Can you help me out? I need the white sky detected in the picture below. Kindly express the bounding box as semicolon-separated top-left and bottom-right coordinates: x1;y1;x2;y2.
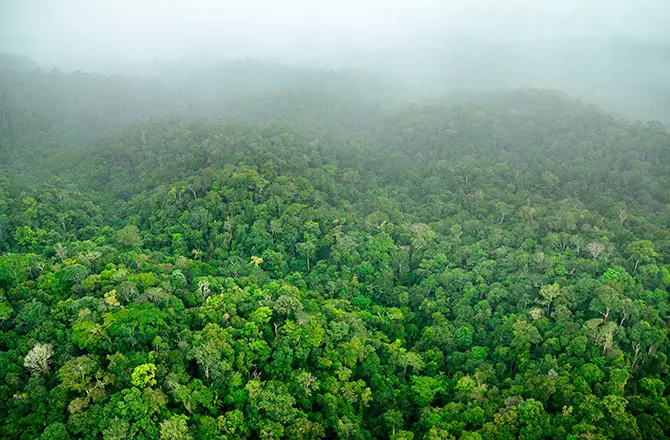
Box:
2;0;669;64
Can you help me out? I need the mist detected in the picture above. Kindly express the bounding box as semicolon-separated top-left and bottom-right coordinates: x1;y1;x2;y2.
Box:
2;0;670;122
3;0;669;63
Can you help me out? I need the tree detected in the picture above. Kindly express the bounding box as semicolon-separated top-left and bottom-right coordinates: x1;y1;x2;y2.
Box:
626;240;657;272
115;225;143;248
388;340;425;375
189;323;234;381
517;399;550;440
411;375;445;406
58;355;99;395
13;225;35;248
39;422;68;440
538;283;561;315
586;242;606;259
131;363;157;388
297;240;316;271
160;414;192;440
0;298;12;325
24;343;53;375
384;409;405;437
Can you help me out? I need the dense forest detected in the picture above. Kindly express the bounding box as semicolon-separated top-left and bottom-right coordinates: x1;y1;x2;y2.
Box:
0;56;669;440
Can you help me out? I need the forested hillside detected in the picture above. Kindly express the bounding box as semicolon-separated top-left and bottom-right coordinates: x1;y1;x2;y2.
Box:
0;59;394;178
0;61;669;440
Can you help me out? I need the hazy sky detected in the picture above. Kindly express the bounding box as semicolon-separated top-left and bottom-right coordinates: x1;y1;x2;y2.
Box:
2;0;669;65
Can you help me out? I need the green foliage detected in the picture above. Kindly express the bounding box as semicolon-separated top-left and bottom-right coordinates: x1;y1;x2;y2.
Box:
160;414;192;440
0;65;669;440
600;268;621;282
115;225;143;248
39;422;68;440
12;226;35;247
131;363;157;388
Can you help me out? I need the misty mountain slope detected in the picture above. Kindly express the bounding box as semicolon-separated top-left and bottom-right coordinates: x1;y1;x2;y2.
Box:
1;64;669;440
0;67;183;163
42;37;670;124
0;53;41;72
0;58;402;169
147;59;409;104
385;38;670;124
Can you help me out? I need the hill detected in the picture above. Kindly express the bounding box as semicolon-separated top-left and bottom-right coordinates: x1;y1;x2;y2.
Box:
0;63;668;439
